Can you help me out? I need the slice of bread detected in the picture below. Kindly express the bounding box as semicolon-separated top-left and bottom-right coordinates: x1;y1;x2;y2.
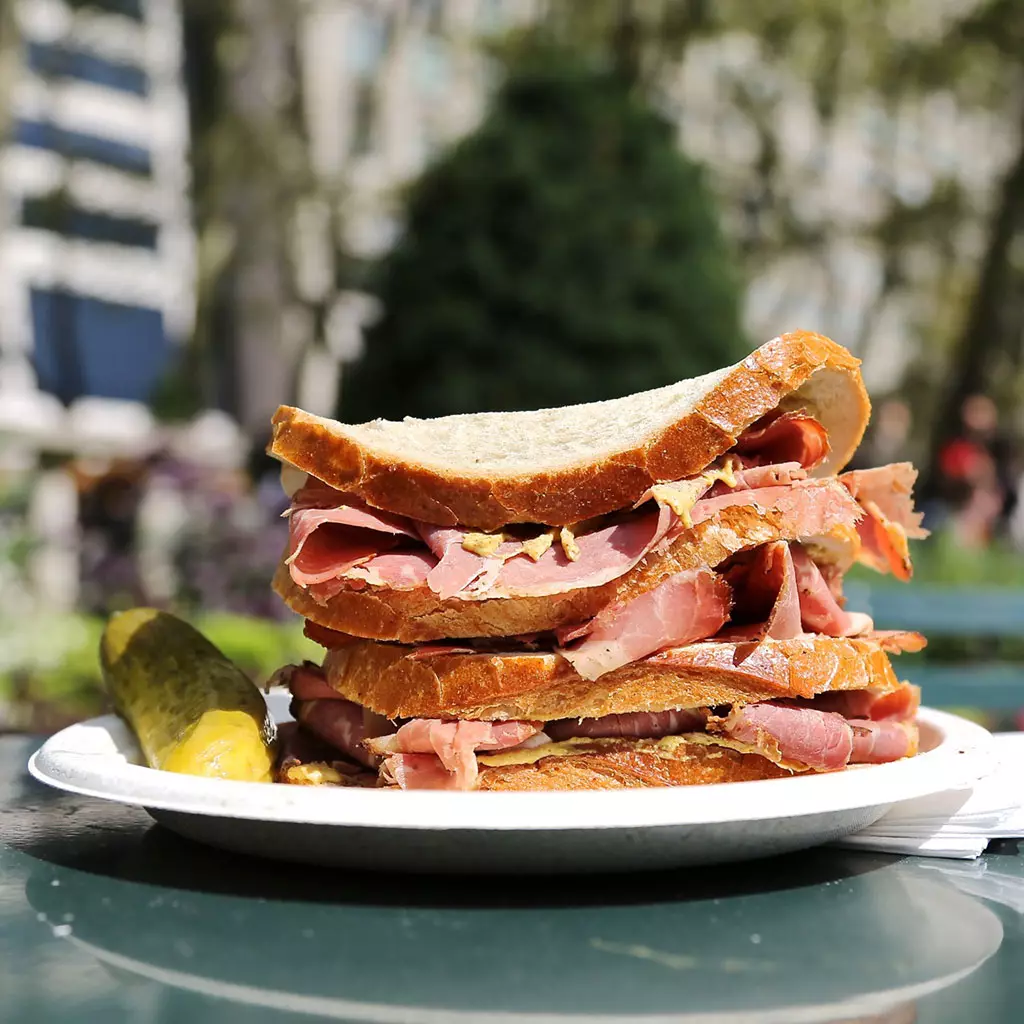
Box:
284;734;915;791
320;633;919;722
275;479;862;642
475;722;921;789
476;739;800;790
277;739;807;789
269;331;869;530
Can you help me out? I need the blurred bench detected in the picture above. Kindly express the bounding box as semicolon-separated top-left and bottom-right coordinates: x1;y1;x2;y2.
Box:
847;583;1024;709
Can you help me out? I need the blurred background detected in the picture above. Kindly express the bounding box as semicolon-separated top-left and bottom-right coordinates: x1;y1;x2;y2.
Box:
1;0;1023;734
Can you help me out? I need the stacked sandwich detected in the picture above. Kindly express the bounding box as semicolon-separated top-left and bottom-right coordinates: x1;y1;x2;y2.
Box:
269;331;927;791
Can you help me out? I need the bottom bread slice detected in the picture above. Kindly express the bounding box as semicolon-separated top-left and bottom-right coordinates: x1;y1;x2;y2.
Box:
280;726;919;791
475;735;798;790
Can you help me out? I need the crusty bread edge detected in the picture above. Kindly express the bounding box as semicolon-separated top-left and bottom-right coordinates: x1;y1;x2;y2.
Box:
284;735;917;791
479;740;801;789
476;727;919;790
320;634;907;722
268;330;870;529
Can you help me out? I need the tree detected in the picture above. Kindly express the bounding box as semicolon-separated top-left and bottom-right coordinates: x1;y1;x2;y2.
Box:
538;2;1024;476
342;47;746;421
920;0;1024;492
159;0;351;431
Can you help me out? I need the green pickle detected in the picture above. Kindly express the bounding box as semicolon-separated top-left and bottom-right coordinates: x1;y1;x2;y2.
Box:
100;608;277;781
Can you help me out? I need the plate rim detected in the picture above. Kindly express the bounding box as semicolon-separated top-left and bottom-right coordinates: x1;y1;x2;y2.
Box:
27;703;994;833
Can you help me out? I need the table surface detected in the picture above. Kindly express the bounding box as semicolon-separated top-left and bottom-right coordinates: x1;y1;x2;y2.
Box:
2;735;1022;1024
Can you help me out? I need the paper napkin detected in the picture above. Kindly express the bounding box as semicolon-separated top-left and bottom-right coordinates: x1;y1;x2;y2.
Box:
835;732;1024;860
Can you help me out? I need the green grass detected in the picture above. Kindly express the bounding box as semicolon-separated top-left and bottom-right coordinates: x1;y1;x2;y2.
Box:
0;611;321;726
850;529;1024;588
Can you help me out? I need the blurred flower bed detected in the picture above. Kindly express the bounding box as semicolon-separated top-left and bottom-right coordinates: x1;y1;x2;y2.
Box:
0;444;321;734
0;611;320;735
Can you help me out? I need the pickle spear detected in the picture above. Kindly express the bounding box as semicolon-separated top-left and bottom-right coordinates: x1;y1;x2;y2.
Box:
100;608;277;781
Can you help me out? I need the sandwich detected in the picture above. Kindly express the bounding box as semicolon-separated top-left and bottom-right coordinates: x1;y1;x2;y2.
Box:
267;330;928;790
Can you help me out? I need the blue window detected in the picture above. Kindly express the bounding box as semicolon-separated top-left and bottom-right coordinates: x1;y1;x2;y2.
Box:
27;42;149;96
22;196;158;249
31;288;168;403
14;119;151;175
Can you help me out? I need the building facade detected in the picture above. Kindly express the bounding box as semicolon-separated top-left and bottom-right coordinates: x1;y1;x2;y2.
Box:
0;0;193;413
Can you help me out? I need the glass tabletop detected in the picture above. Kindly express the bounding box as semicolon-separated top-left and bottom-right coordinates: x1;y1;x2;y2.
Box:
1;735;1020;1023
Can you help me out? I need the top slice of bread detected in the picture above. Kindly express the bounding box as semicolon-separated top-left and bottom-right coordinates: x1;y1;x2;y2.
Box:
269;330;869;530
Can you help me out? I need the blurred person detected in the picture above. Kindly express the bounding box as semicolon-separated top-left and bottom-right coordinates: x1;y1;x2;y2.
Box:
936;394;1009;547
169;439;292;621
74;459;148;614
136;450;191;606
865;397;912;468
25;457;80;614
1007;447;1024;551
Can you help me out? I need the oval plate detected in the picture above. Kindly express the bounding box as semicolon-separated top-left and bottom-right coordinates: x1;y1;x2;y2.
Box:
28;696;993;873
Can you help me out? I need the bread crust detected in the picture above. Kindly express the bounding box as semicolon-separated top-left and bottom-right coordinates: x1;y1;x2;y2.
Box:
275;480;862;641
269;331;870;530
476;741;796;790
321;633;916;721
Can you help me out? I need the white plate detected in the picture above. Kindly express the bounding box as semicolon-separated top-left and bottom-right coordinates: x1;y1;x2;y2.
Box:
29;695;993;873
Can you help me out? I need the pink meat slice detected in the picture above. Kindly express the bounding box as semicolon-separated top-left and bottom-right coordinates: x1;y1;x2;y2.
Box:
286;456;862;604
416;523;522;601
367;719;543;790
274;662;341;701
849;720;916;762
840;464;928;583
721;703;853;771
854;502;916;581
800;682;921;722
719;541;802;642
380;753;464;790
690;479;863;534
288;526;399;587
753;542;802;639
291;697;390;768
790;544;873;637
545;708;708;742
491;503;674;599
733;412;831;469
288;482;419;536
728;462;808;490
556;568;731;680
840;464;927;537
287;485;422;588
341;550;436;590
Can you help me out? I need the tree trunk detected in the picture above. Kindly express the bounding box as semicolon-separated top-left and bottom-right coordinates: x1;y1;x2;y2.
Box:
923;105;1024;496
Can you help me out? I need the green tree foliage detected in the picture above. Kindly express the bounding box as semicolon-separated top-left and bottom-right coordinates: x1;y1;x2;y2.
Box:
342;49;747;421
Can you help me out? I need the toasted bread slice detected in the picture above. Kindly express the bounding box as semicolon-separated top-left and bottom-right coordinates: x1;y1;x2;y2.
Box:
476;739;800;789
320;632;923;722
277;738;800;789
474;724;921;789
275;479;863;642
269;331;869;530
280;730;919;791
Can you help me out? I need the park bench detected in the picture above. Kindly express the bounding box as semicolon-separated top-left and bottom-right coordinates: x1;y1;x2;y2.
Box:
847;582;1024;710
